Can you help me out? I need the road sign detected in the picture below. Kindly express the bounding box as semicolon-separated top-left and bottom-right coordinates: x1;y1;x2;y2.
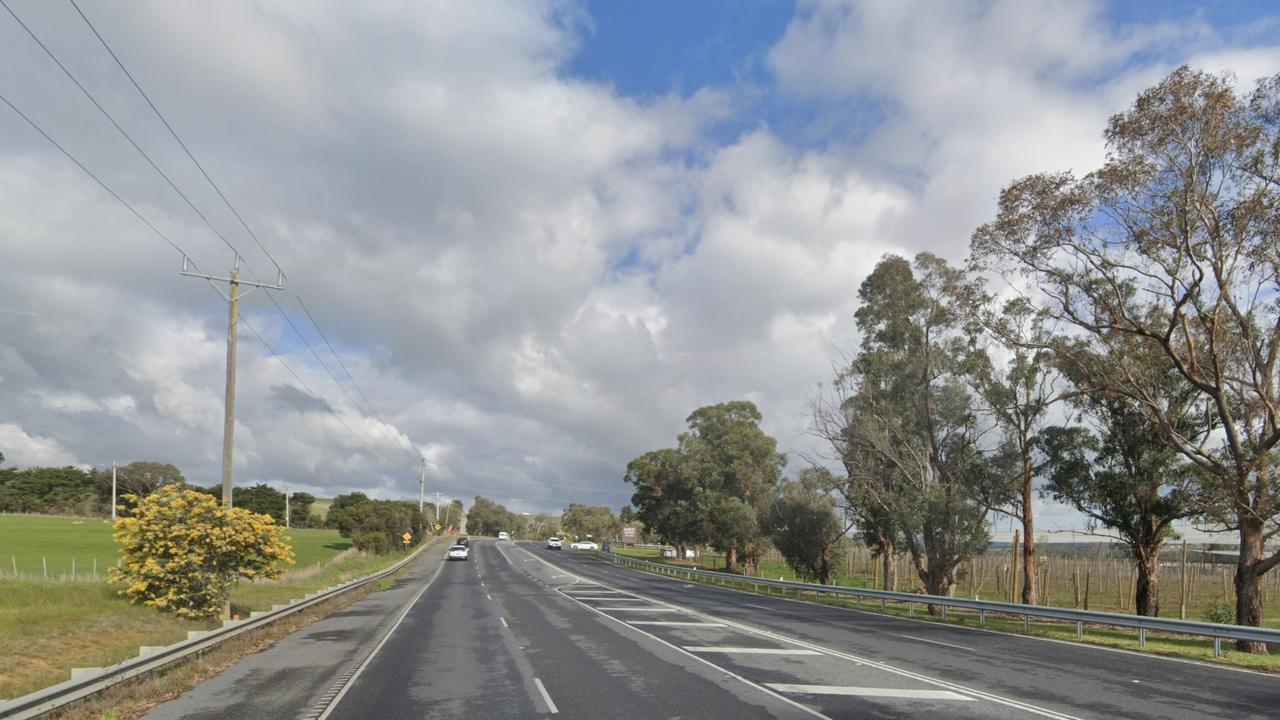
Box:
402;531;412;544
622;526;637;545
434;523;441;531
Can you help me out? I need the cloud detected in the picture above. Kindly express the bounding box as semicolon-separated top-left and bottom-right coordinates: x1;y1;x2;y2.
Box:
0;0;1275;519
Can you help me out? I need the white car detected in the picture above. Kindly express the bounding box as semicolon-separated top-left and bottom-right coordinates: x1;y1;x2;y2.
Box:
447;544;469;561
497;531;510;540
570;541;598;551
546;537;562;549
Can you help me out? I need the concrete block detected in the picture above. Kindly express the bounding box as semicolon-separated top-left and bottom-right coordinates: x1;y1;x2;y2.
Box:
70;667;103;681
187;630;212;641
137;645;166;657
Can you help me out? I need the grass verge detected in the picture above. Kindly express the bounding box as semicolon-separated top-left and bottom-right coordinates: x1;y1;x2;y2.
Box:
1;542;433;699
46;556;420;720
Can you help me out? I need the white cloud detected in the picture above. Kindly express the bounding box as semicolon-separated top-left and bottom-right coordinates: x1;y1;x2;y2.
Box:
0;0;1275;521
0;423;79;466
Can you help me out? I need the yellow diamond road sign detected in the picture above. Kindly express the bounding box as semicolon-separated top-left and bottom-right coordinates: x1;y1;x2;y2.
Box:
402;532;412;544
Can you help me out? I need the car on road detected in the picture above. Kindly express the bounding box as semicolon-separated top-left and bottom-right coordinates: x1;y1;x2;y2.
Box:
570;540;598;551
455;536;469;547
546;536;562;549
497;531;509;540
447;544;469;561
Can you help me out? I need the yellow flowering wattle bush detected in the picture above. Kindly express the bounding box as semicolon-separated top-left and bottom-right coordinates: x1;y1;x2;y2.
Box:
110;485;295;619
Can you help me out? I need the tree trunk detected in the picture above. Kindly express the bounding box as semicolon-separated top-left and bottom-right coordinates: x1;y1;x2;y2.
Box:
1236;518;1268;654
1134;548;1160;617
725;544;738;574
882;538;898;591
1021;470;1037;605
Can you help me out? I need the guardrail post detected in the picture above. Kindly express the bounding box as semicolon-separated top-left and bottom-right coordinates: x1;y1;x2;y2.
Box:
908;602;915;617
1139;628;1146;649
856;595;862;609
941;605;947;620
880;598;886;611
1214;637;1222;657
1076;620;1083;639
1023;615;1029;633
979;609;985;626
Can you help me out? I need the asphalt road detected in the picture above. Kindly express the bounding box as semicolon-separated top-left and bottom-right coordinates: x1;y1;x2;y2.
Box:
144;540;1280;720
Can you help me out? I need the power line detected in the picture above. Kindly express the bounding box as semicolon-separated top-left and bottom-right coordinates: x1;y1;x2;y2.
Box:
3;0;414;464
66;0;414;463
0;90;407;474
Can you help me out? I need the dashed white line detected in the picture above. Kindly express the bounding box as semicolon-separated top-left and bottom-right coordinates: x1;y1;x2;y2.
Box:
627;620;726;627
533;677;559;714
766;684;974;701
684;646;820;655
597;606;685;612
500;616;509;628
897;634;971;651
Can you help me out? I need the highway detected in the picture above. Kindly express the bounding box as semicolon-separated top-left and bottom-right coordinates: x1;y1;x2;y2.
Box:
143;539;1279;719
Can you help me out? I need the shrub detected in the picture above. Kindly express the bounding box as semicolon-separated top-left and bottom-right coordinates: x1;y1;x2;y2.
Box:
1202;599;1236;625
110;485;294;619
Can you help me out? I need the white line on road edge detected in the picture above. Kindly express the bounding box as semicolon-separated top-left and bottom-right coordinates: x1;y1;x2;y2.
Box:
317;553;446;720
533;678;559;714
766;684;973;701
684;647;821;655
897;634;971;651
564;595;637;600
500;616;509;628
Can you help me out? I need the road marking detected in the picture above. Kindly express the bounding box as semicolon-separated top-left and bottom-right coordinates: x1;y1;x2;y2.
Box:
563;589;620;594
597;606;685;612
533;677;559;714
566;595;636;600
627;620;726;627
486;593;492;600
897;634;971;651
500;616;509;628
766;684;974;701
684;646;820;655
745;603;773;610
317;555;445;720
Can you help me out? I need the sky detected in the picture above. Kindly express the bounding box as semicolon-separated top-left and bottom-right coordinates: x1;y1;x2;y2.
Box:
1;1;1278;527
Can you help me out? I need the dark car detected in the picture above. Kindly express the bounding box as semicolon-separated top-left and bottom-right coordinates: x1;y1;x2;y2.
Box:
455;536;469;547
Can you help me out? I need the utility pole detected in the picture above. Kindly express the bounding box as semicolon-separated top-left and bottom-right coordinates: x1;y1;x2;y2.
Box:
285;485;290;529
111;461;117;523
419;457;426;514
182;256;282;508
435;491;441;523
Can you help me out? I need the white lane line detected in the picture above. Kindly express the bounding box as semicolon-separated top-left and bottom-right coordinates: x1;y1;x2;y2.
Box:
597;606;685;612
745;603;773;610
684;646;820;655
317;555;446;720
898;634;971;651
500;616;509;628
627;620;726;627
766;684;974;701
566;595;636;600
486;593;492;600
533;677;559;714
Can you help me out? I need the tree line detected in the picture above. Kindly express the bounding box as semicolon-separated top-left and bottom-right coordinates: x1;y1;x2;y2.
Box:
625;401;848;583
801;66;1280;654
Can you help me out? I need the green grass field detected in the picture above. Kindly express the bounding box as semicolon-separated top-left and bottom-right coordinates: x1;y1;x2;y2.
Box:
0;514;350;580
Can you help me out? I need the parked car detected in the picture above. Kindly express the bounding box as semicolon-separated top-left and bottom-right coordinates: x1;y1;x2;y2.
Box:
546;536;562;549
570;540;598;551
497;531;510;540
447;544;469;561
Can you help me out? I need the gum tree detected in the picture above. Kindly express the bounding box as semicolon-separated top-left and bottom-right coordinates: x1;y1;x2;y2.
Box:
972;67;1280;649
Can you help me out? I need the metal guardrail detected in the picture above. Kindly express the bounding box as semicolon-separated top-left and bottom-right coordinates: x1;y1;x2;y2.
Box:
599;551;1280;657
0;539;441;720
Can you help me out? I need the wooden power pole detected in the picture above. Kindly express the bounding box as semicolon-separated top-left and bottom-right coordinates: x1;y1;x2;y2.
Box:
182;256;282;508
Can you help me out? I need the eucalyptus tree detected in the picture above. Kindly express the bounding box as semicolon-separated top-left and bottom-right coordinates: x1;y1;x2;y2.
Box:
967;296;1065;606
763;468;850;584
971;67;1280;648
828;253;993;600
